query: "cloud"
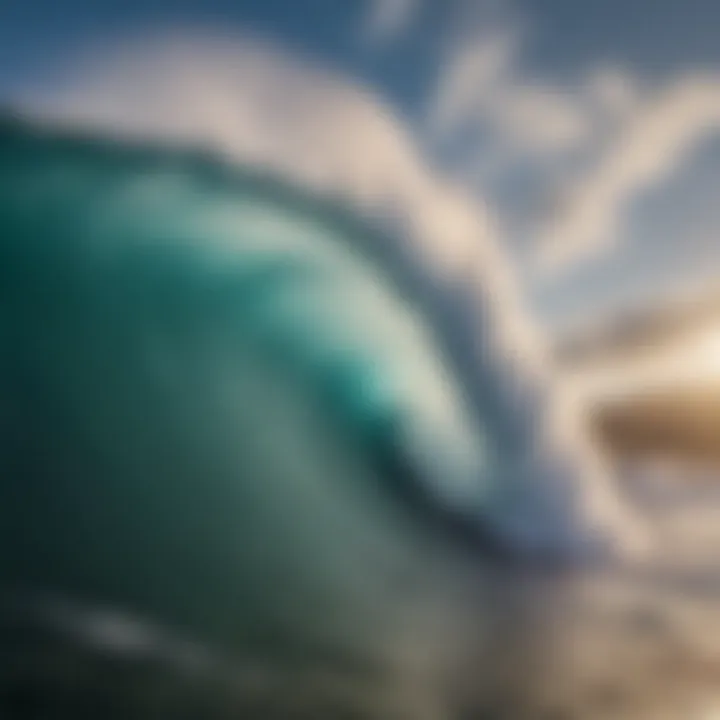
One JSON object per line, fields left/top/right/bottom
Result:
{"left": 427, "top": 25, "right": 720, "bottom": 280}
{"left": 487, "top": 83, "right": 591, "bottom": 156}
{"left": 427, "top": 32, "right": 516, "bottom": 139}
{"left": 537, "top": 74, "right": 720, "bottom": 273}
{"left": 585, "top": 66, "right": 639, "bottom": 121}
{"left": 363, "top": 0, "right": 419, "bottom": 44}
{"left": 427, "top": 29, "right": 591, "bottom": 159}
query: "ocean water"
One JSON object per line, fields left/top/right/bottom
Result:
{"left": 2, "top": 115, "right": 720, "bottom": 719}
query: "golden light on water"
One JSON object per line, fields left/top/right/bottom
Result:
{"left": 686, "top": 327, "right": 720, "bottom": 378}
{"left": 566, "top": 322, "right": 720, "bottom": 404}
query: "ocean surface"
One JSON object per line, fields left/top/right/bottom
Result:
{"left": 3, "top": 115, "right": 720, "bottom": 719}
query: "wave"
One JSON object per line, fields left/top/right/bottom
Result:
{"left": 0, "top": 111, "right": 649, "bottom": 606}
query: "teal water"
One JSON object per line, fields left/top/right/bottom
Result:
{"left": 0, "top": 117, "right": 512, "bottom": 712}
{"left": 3, "top": 116, "right": 720, "bottom": 719}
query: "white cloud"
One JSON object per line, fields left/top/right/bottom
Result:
{"left": 488, "top": 83, "right": 591, "bottom": 156}
{"left": 427, "top": 33, "right": 516, "bottom": 138}
{"left": 363, "top": 0, "right": 419, "bottom": 44}
{"left": 537, "top": 75, "right": 720, "bottom": 273}
{"left": 428, "top": 30, "right": 591, "bottom": 159}
{"left": 586, "top": 66, "right": 639, "bottom": 122}
{"left": 427, "top": 26, "right": 720, "bottom": 280}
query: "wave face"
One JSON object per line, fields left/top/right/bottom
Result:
{"left": 0, "top": 116, "right": 651, "bottom": 653}
{"left": 5, "top": 115, "right": 720, "bottom": 720}
{"left": 0, "top": 114, "right": 505, "bottom": 628}
{"left": 0, "top": 111, "right": 566, "bottom": 557}
{"left": 0, "top": 114, "right": 498, "bottom": 514}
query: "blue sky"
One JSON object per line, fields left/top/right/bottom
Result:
{"left": 2, "top": 0, "right": 720, "bottom": 330}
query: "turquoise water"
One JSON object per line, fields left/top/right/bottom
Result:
{"left": 3, "top": 116, "right": 720, "bottom": 718}
{"left": 0, "top": 116, "right": 507, "bottom": 678}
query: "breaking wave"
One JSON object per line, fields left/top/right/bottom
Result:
{"left": 0, "top": 110, "right": 649, "bottom": 617}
